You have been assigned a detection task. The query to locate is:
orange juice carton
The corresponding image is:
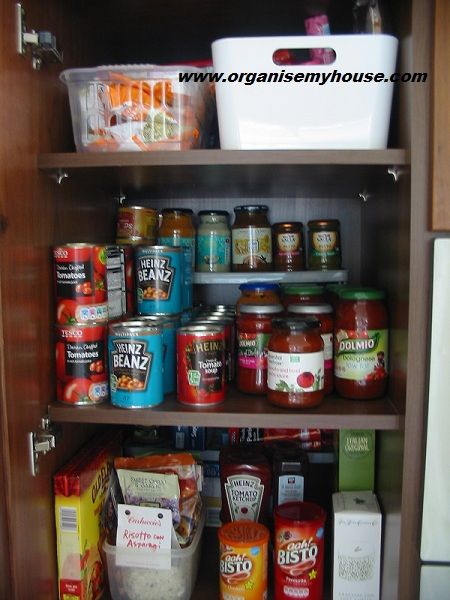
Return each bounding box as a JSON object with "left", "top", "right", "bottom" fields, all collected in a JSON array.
[{"left": 54, "top": 430, "right": 122, "bottom": 600}]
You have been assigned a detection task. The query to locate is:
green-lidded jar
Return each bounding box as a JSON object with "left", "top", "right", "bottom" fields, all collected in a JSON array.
[
  {"left": 334, "top": 288, "right": 388, "bottom": 400},
  {"left": 307, "top": 219, "right": 342, "bottom": 270},
  {"left": 281, "top": 284, "right": 325, "bottom": 308}
]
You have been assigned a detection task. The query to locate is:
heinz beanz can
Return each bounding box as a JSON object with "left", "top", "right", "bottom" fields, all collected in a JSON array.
[
  {"left": 135, "top": 245, "right": 182, "bottom": 315},
  {"left": 108, "top": 321, "right": 163, "bottom": 408},
  {"left": 55, "top": 323, "right": 108, "bottom": 405},
  {"left": 177, "top": 325, "right": 226, "bottom": 406}
]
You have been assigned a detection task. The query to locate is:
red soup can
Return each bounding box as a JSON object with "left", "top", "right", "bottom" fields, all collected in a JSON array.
[
  {"left": 177, "top": 325, "right": 225, "bottom": 406},
  {"left": 274, "top": 501, "right": 326, "bottom": 600},
  {"left": 55, "top": 323, "right": 108, "bottom": 405},
  {"left": 53, "top": 244, "right": 108, "bottom": 324}
]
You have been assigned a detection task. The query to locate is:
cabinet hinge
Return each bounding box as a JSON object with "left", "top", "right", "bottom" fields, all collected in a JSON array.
[
  {"left": 27, "top": 416, "right": 61, "bottom": 476},
  {"left": 15, "top": 3, "right": 63, "bottom": 70}
]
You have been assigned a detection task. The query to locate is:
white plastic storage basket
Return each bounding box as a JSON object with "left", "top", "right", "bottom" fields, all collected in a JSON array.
[{"left": 211, "top": 35, "right": 398, "bottom": 150}]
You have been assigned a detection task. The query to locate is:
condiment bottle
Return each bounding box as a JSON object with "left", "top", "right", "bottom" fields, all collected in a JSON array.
[
  {"left": 231, "top": 205, "right": 273, "bottom": 271},
  {"left": 236, "top": 282, "right": 281, "bottom": 313},
  {"left": 272, "top": 444, "right": 309, "bottom": 508},
  {"left": 236, "top": 303, "right": 284, "bottom": 394},
  {"left": 307, "top": 219, "right": 342, "bottom": 270},
  {"left": 287, "top": 303, "right": 334, "bottom": 395},
  {"left": 267, "top": 317, "right": 325, "bottom": 409},
  {"left": 272, "top": 221, "right": 305, "bottom": 271},
  {"left": 195, "top": 210, "right": 231, "bottom": 272},
  {"left": 334, "top": 288, "right": 388, "bottom": 399}
]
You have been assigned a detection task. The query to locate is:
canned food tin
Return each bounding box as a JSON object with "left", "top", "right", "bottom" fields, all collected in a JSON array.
[
  {"left": 274, "top": 501, "right": 326, "bottom": 600},
  {"left": 116, "top": 205, "right": 159, "bottom": 242},
  {"left": 53, "top": 244, "right": 108, "bottom": 324},
  {"left": 177, "top": 325, "right": 226, "bottom": 406},
  {"left": 108, "top": 321, "right": 163, "bottom": 408},
  {"left": 192, "top": 316, "right": 235, "bottom": 384},
  {"left": 134, "top": 245, "right": 182, "bottom": 315},
  {"left": 218, "top": 521, "right": 269, "bottom": 600},
  {"left": 55, "top": 323, "right": 108, "bottom": 405}
]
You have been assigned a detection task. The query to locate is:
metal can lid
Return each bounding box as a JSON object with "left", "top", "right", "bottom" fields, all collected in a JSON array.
[
  {"left": 287, "top": 303, "right": 333, "bottom": 314},
  {"left": 135, "top": 244, "right": 182, "bottom": 253},
  {"left": 234, "top": 204, "right": 269, "bottom": 213},
  {"left": 239, "top": 303, "right": 284, "bottom": 315},
  {"left": 109, "top": 320, "right": 161, "bottom": 335}
]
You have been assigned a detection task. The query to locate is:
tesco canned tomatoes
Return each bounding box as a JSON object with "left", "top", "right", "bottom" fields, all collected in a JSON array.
[
  {"left": 53, "top": 244, "right": 108, "bottom": 324},
  {"left": 55, "top": 323, "right": 108, "bottom": 405},
  {"left": 177, "top": 325, "right": 225, "bottom": 406},
  {"left": 274, "top": 501, "right": 326, "bottom": 600}
]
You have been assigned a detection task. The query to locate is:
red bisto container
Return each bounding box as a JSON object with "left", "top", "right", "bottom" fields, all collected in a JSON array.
[{"left": 274, "top": 501, "right": 326, "bottom": 600}]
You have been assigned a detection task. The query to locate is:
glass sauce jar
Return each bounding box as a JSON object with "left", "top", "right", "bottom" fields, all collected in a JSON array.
[
  {"left": 334, "top": 288, "right": 388, "bottom": 399},
  {"left": 236, "top": 303, "right": 284, "bottom": 394},
  {"left": 272, "top": 221, "right": 305, "bottom": 271},
  {"left": 236, "top": 282, "right": 281, "bottom": 313},
  {"left": 287, "top": 303, "right": 334, "bottom": 395},
  {"left": 307, "top": 219, "right": 342, "bottom": 270},
  {"left": 232, "top": 205, "right": 273, "bottom": 271},
  {"left": 281, "top": 284, "right": 325, "bottom": 309},
  {"left": 267, "top": 317, "right": 325, "bottom": 408},
  {"left": 195, "top": 210, "right": 231, "bottom": 272}
]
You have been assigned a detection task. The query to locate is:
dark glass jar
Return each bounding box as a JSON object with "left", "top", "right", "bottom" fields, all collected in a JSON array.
[
  {"left": 334, "top": 288, "right": 388, "bottom": 399},
  {"left": 307, "top": 219, "right": 342, "bottom": 270},
  {"left": 267, "top": 317, "right": 325, "bottom": 409},
  {"left": 236, "top": 303, "right": 284, "bottom": 394},
  {"left": 272, "top": 222, "right": 305, "bottom": 271},
  {"left": 231, "top": 205, "right": 272, "bottom": 271}
]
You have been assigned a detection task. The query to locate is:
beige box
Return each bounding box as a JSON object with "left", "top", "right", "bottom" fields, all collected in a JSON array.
[{"left": 332, "top": 491, "right": 382, "bottom": 600}]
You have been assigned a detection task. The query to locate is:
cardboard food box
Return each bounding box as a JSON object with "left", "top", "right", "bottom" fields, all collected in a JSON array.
[
  {"left": 332, "top": 491, "right": 382, "bottom": 600},
  {"left": 338, "top": 429, "right": 375, "bottom": 491},
  {"left": 54, "top": 430, "right": 122, "bottom": 600}
]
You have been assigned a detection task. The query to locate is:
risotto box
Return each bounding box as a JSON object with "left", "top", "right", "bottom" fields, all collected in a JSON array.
[
  {"left": 332, "top": 491, "right": 382, "bottom": 600},
  {"left": 54, "top": 430, "right": 122, "bottom": 600}
]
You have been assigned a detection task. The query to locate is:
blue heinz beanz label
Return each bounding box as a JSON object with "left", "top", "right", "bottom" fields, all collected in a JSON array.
[
  {"left": 135, "top": 245, "right": 182, "bottom": 315},
  {"left": 108, "top": 322, "right": 163, "bottom": 408}
]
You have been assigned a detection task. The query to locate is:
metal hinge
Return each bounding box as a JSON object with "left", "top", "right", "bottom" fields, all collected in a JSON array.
[
  {"left": 27, "top": 416, "right": 61, "bottom": 476},
  {"left": 15, "top": 3, "right": 63, "bottom": 70}
]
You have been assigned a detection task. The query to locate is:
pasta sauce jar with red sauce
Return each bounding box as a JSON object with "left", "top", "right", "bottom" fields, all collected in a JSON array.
[
  {"left": 237, "top": 303, "right": 284, "bottom": 394},
  {"left": 267, "top": 318, "right": 324, "bottom": 408},
  {"left": 334, "top": 288, "right": 388, "bottom": 399}
]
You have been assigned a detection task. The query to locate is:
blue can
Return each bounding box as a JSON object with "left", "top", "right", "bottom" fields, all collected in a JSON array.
[
  {"left": 136, "top": 314, "right": 181, "bottom": 395},
  {"left": 135, "top": 245, "right": 182, "bottom": 315},
  {"left": 108, "top": 321, "right": 163, "bottom": 408}
]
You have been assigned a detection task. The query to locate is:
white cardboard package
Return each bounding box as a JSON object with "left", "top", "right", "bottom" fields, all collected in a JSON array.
[{"left": 332, "top": 491, "right": 382, "bottom": 600}]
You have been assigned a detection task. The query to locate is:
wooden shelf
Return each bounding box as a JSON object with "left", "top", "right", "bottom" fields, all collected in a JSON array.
[
  {"left": 37, "top": 149, "right": 410, "bottom": 198},
  {"left": 48, "top": 390, "right": 403, "bottom": 430}
]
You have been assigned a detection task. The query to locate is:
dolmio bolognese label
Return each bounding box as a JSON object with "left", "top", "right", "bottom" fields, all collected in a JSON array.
[
  {"left": 218, "top": 521, "right": 269, "bottom": 600},
  {"left": 274, "top": 501, "right": 326, "bottom": 600}
]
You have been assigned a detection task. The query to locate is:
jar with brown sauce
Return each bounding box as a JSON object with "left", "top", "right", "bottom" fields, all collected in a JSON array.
[
  {"left": 231, "top": 205, "right": 272, "bottom": 271},
  {"left": 272, "top": 221, "right": 305, "bottom": 271}
]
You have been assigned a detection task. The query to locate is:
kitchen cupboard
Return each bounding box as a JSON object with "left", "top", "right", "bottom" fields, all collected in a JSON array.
[{"left": 0, "top": 0, "right": 443, "bottom": 598}]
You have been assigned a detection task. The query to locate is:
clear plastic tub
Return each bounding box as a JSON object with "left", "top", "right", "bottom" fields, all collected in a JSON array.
[
  {"left": 103, "top": 508, "right": 205, "bottom": 600},
  {"left": 60, "top": 65, "right": 212, "bottom": 152}
]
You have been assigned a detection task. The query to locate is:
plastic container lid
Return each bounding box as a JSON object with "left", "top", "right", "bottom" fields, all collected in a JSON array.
[
  {"left": 281, "top": 284, "right": 324, "bottom": 295},
  {"left": 287, "top": 303, "right": 333, "bottom": 314},
  {"left": 239, "top": 303, "right": 284, "bottom": 314},
  {"left": 239, "top": 282, "right": 280, "bottom": 291},
  {"left": 218, "top": 521, "right": 270, "bottom": 546},
  {"left": 339, "top": 288, "right": 385, "bottom": 300}
]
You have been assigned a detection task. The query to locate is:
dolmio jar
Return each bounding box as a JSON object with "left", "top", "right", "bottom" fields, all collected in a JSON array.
[
  {"left": 274, "top": 501, "right": 326, "bottom": 600},
  {"left": 334, "top": 288, "right": 388, "bottom": 399},
  {"left": 267, "top": 318, "right": 325, "bottom": 408}
]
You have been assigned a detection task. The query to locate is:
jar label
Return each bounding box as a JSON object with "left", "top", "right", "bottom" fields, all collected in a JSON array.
[
  {"left": 311, "top": 231, "right": 339, "bottom": 256},
  {"left": 321, "top": 332, "right": 333, "bottom": 369},
  {"left": 224, "top": 474, "right": 264, "bottom": 521},
  {"left": 334, "top": 329, "right": 388, "bottom": 381},
  {"left": 232, "top": 227, "right": 272, "bottom": 267},
  {"left": 277, "top": 474, "right": 305, "bottom": 505},
  {"left": 196, "top": 233, "right": 231, "bottom": 269},
  {"left": 276, "top": 232, "right": 301, "bottom": 255},
  {"left": 267, "top": 351, "right": 324, "bottom": 392},
  {"left": 237, "top": 332, "right": 271, "bottom": 369}
]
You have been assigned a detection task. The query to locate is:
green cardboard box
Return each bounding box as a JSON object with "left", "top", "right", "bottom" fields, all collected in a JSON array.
[{"left": 338, "top": 429, "right": 375, "bottom": 491}]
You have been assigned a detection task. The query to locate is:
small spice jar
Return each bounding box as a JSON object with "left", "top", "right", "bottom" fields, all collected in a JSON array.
[
  {"left": 334, "top": 288, "right": 388, "bottom": 399},
  {"left": 236, "top": 282, "right": 281, "bottom": 313},
  {"left": 287, "top": 303, "right": 334, "bottom": 395},
  {"left": 281, "top": 284, "right": 325, "bottom": 308},
  {"left": 272, "top": 221, "right": 305, "bottom": 271},
  {"left": 236, "top": 303, "right": 284, "bottom": 394},
  {"left": 232, "top": 205, "right": 273, "bottom": 271},
  {"left": 195, "top": 210, "right": 231, "bottom": 272},
  {"left": 267, "top": 317, "right": 325, "bottom": 408},
  {"left": 307, "top": 219, "right": 342, "bottom": 270}
]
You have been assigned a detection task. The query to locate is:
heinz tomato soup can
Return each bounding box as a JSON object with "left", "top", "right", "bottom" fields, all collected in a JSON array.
[
  {"left": 218, "top": 521, "right": 269, "bottom": 600},
  {"left": 274, "top": 501, "right": 326, "bottom": 600},
  {"left": 53, "top": 244, "right": 108, "bottom": 324},
  {"left": 55, "top": 323, "right": 108, "bottom": 405}
]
